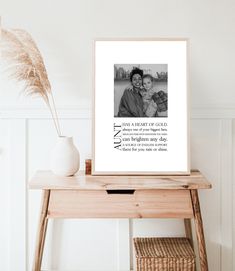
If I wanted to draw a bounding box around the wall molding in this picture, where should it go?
[191,106,235,119]
[0,108,91,119]
[1,104,235,119]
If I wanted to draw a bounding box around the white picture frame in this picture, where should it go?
[92,38,190,175]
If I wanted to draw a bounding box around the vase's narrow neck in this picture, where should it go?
[58,136,73,144]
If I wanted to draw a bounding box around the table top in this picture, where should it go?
[29,170,212,190]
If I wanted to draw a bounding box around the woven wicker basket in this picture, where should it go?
[133,237,195,271]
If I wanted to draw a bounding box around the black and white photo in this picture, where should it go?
[114,64,168,118]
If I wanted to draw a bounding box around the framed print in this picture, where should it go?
[93,39,189,175]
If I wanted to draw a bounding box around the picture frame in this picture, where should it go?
[92,38,190,175]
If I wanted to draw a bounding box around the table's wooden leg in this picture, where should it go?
[191,190,208,271]
[32,190,50,271]
[184,218,194,250]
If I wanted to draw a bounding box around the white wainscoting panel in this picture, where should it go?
[233,120,235,271]
[0,120,11,271]
[10,120,28,271]
[219,120,233,271]
[0,108,234,271]
[0,120,28,271]
[191,119,222,271]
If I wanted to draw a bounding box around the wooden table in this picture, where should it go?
[29,170,211,271]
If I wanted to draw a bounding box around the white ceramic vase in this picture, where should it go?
[50,136,80,176]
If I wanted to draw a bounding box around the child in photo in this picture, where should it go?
[141,74,168,117]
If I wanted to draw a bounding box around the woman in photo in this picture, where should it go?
[118,68,145,117]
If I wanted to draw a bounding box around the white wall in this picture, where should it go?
[0,0,235,270]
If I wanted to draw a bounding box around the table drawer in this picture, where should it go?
[47,189,193,218]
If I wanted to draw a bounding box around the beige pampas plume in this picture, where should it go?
[1,28,61,136]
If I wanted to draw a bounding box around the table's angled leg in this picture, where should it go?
[184,218,194,250]
[191,190,208,271]
[32,190,50,271]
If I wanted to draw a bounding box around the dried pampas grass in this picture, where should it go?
[1,28,61,136]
